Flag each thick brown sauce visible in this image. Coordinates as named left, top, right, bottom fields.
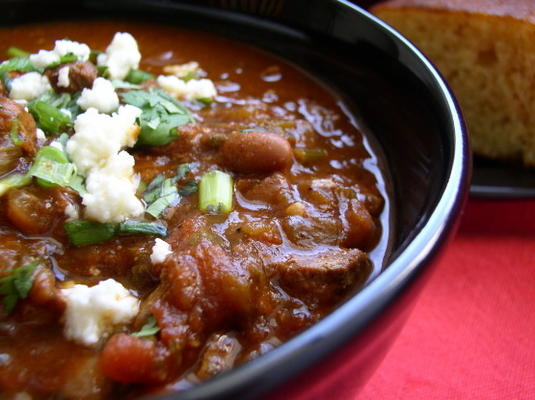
left=0, top=20, right=391, bottom=399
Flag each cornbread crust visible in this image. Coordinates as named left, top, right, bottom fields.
left=372, top=0, right=535, bottom=165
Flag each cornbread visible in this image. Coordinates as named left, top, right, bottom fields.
left=372, top=0, right=535, bottom=165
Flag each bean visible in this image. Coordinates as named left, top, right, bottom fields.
left=221, top=131, right=293, bottom=173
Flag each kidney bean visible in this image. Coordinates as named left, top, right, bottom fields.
left=221, top=131, right=293, bottom=173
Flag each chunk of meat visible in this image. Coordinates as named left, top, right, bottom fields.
left=45, top=61, right=97, bottom=93
left=268, top=248, right=371, bottom=306
left=196, top=333, right=241, bottom=380
left=100, top=334, right=172, bottom=384
left=0, top=97, right=37, bottom=162
left=342, top=199, right=377, bottom=250
left=221, top=131, right=293, bottom=173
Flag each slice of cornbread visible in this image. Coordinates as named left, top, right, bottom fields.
left=372, top=0, right=535, bottom=166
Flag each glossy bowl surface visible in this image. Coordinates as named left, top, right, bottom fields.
left=1, top=1, right=470, bottom=399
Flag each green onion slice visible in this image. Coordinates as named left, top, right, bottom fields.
left=6, top=47, right=29, bottom=59
left=118, top=221, right=167, bottom=237
left=0, top=173, right=32, bottom=197
left=199, top=170, right=233, bottom=214
left=125, top=69, right=155, bottom=84
left=65, top=220, right=118, bottom=247
left=65, top=220, right=167, bottom=247
left=28, top=100, right=72, bottom=136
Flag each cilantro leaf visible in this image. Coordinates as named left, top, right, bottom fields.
left=0, top=262, right=39, bottom=314
left=120, top=89, right=194, bottom=147
left=143, top=163, right=198, bottom=218
left=0, top=57, right=40, bottom=75
left=131, top=316, right=160, bottom=338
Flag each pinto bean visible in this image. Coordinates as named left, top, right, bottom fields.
left=221, top=131, right=293, bottom=173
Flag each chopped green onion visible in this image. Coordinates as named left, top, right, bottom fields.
left=89, top=49, right=102, bottom=64
left=120, top=89, right=193, bottom=147
left=197, top=97, right=213, bottom=106
left=293, top=148, right=328, bottom=164
left=9, top=120, right=22, bottom=146
left=34, top=91, right=81, bottom=120
left=182, top=71, right=200, bottom=82
left=97, top=65, right=110, bottom=78
left=131, top=315, right=160, bottom=338
left=199, top=170, right=233, bottom=214
left=45, top=53, right=77, bottom=69
left=29, top=146, right=76, bottom=188
left=64, top=220, right=118, bottom=247
left=0, top=261, right=39, bottom=314
left=118, top=221, right=167, bottom=237
left=6, top=47, right=29, bottom=59
left=65, top=219, right=168, bottom=247
left=111, top=80, right=142, bottom=90
left=0, top=173, right=32, bottom=196
left=28, top=100, right=72, bottom=136
left=125, top=69, right=154, bottom=84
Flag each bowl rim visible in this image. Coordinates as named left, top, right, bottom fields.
left=152, top=1, right=471, bottom=399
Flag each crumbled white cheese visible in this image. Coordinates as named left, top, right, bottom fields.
left=66, top=105, right=141, bottom=175
left=157, top=75, right=217, bottom=101
left=76, top=77, right=119, bottom=114
left=61, top=279, right=140, bottom=346
left=49, top=140, right=64, bottom=151
left=64, top=203, right=79, bottom=221
left=97, top=32, right=141, bottom=80
left=150, top=239, right=172, bottom=264
left=30, top=39, right=90, bottom=69
left=57, top=66, right=70, bottom=88
left=35, top=128, right=46, bottom=140
left=9, top=72, right=51, bottom=100
left=82, top=151, right=144, bottom=223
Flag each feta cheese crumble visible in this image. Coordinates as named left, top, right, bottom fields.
left=157, top=75, right=217, bottom=101
left=66, top=105, right=141, bottom=175
left=82, top=151, right=144, bottom=223
left=77, top=77, right=119, bottom=114
left=150, top=238, right=172, bottom=264
left=35, top=128, right=46, bottom=140
left=97, top=32, right=141, bottom=80
left=61, top=279, right=140, bottom=346
left=57, top=66, right=70, bottom=88
left=9, top=72, right=51, bottom=100
left=29, top=39, right=90, bottom=69
left=64, top=203, right=79, bottom=221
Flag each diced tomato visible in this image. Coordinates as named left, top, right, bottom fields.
left=100, top=334, right=171, bottom=384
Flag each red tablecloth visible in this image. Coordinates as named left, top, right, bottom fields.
left=358, top=199, right=535, bottom=400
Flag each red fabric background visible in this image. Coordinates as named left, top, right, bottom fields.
left=357, top=199, right=535, bottom=399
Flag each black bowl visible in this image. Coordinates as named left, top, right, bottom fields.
left=2, top=0, right=471, bottom=398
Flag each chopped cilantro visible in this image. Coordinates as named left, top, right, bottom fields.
left=0, top=262, right=39, bottom=314
left=120, top=89, right=194, bottom=146
left=143, top=163, right=198, bottom=218
left=0, top=57, right=40, bottom=75
left=131, top=315, right=160, bottom=338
